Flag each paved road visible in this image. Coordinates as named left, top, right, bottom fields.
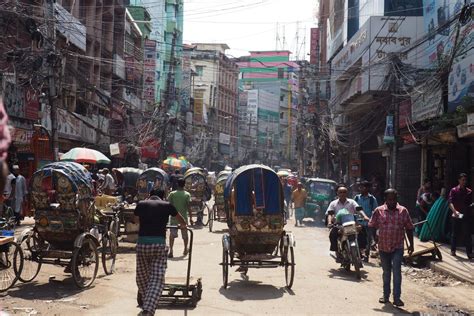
left=2, top=217, right=474, bottom=315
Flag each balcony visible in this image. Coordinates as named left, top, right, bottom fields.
left=113, top=54, right=126, bottom=79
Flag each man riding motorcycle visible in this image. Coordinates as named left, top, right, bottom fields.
left=326, top=186, right=370, bottom=261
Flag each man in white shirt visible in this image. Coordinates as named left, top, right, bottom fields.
left=326, top=186, right=363, bottom=253
left=3, top=170, right=15, bottom=200
left=100, top=168, right=116, bottom=195
left=12, top=165, right=27, bottom=225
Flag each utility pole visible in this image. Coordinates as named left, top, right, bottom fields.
left=45, top=0, right=58, bottom=161
left=160, top=28, right=178, bottom=160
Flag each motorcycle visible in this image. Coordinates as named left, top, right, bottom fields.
left=330, top=212, right=364, bottom=279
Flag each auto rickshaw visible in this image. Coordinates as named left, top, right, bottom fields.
left=18, top=162, right=118, bottom=288
left=184, top=168, right=211, bottom=226
left=303, top=178, right=337, bottom=221
left=221, top=164, right=295, bottom=289
left=209, top=170, right=232, bottom=232
left=114, top=167, right=143, bottom=198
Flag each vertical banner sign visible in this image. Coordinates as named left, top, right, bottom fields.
left=383, top=115, right=395, bottom=144
left=143, top=40, right=157, bottom=103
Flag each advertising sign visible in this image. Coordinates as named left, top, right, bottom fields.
left=411, top=84, right=443, bottom=122
left=143, top=40, right=157, bottom=102
left=218, top=133, right=231, bottom=145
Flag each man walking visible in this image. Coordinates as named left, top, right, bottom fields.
left=354, top=180, right=378, bottom=261
left=134, top=189, right=186, bottom=316
left=448, top=173, right=473, bottom=259
left=168, top=178, right=191, bottom=258
left=369, top=189, right=414, bottom=307
left=282, top=178, right=293, bottom=219
left=292, top=182, right=308, bottom=226
left=12, top=165, right=27, bottom=225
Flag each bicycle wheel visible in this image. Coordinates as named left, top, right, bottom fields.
left=101, top=231, right=118, bottom=275
left=0, top=241, right=23, bottom=292
left=72, top=237, right=99, bottom=288
left=18, top=233, right=42, bottom=283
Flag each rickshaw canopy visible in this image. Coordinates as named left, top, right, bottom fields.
left=224, top=164, right=283, bottom=216
left=31, top=161, right=93, bottom=192
left=115, top=167, right=143, bottom=188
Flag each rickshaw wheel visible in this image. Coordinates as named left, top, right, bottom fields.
left=0, top=241, right=23, bottom=292
left=72, top=237, right=99, bottom=288
left=201, top=203, right=210, bottom=226
left=101, top=231, right=118, bottom=275
left=18, top=233, right=42, bottom=283
left=284, top=245, right=295, bottom=289
left=208, top=206, right=215, bottom=232
left=222, top=249, right=229, bottom=289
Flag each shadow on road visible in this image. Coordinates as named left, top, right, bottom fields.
left=327, top=268, right=370, bottom=282
left=209, top=228, right=229, bottom=234
left=6, top=278, right=85, bottom=300
left=219, top=279, right=286, bottom=301
left=373, top=303, right=418, bottom=315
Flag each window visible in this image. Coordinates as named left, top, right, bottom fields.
left=196, top=66, right=204, bottom=77
left=277, top=68, right=284, bottom=79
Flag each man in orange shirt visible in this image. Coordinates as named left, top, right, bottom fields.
left=292, top=182, right=308, bottom=226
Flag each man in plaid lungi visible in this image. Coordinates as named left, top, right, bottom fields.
left=134, top=189, right=187, bottom=316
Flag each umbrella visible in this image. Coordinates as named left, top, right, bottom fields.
left=61, top=147, right=111, bottom=164
left=277, top=170, right=290, bottom=177
left=162, top=156, right=189, bottom=170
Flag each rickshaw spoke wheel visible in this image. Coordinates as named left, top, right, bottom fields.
left=201, top=203, right=210, bottom=226
left=0, top=241, right=22, bottom=292
left=222, top=249, right=229, bottom=289
left=284, top=245, right=295, bottom=289
left=18, top=233, right=42, bottom=283
left=208, top=206, right=214, bottom=232
left=101, top=232, right=118, bottom=275
left=72, top=238, right=99, bottom=288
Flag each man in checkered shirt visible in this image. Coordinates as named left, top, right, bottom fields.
left=369, top=189, right=414, bottom=308
left=134, top=189, right=187, bottom=316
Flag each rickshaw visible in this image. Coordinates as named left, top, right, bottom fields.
left=184, top=168, right=211, bottom=226
left=17, top=162, right=118, bottom=288
left=304, top=178, right=337, bottom=221
left=221, top=165, right=295, bottom=289
left=136, top=167, right=169, bottom=201
left=114, top=167, right=143, bottom=198
left=209, top=170, right=232, bottom=232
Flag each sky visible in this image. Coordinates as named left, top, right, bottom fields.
left=183, top=0, right=318, bottom=59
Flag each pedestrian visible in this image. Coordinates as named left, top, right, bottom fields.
left=11, top=165, right=27, bottom=225
left=354, top=180, right=379, bottom=261
left=448, top=173, right=473, bottom=259
left=134, top=188, right=187, bottom=316
left=326, top=186, right=362, bottom=256
left=167, top=178, right=190, bottom=258
left=282, top=177, right=293, bottom=219
left=3, top=167, right=15, bottom=208
left=415, top=179, right=434, bottom=221
left=292, top=182, right=308, bottom=226
left=369, top=189, right=414, bottom=307
left=100, top=168, right=116, bottom=195
left=169, top=170, right=182, bottom=191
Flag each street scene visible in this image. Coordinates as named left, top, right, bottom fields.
left=0, top=0, right=473, bottom=315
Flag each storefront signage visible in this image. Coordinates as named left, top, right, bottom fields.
left=383, top=115, right=395, bottom=144
left=411, top=85, right=443, bottom=123
left=140, top=139, right=160, bottom=159
left=218, top=133, right=231, bottom=145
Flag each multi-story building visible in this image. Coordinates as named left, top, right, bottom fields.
left=324, top=0, right=474, bottom=209
left=136, top=0, right=183, bottom=114
left=0, top=0, right=148, bottom=174
left=237, top=51, right=300, bottom=167
left=188, top=43, right=239, bottom=169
